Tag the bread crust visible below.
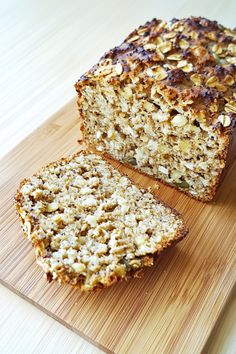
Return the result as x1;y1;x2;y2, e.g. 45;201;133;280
76;17;236;131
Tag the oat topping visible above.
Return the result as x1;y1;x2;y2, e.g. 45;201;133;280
77;17;236;127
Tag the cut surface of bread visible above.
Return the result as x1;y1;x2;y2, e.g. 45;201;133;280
75;17;236;201
15;152;187;291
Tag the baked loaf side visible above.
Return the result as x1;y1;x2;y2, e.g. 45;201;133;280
76;17;236;201
15;152;187;291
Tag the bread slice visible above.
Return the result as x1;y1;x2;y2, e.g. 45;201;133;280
15;152;187;291
75;17;236;202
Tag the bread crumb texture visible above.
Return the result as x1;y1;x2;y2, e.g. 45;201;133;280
76;17;236;201
15;152;187;291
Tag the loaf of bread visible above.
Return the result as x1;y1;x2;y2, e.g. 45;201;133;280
15;152;187;291
75;17;236;201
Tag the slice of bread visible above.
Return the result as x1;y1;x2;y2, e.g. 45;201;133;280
75;17;236;201
15;151;187;291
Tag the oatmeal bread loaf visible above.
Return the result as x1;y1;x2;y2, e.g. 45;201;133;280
75;17;236;201
15;152;187;291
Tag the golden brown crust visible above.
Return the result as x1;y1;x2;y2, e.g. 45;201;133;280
76;17;236;131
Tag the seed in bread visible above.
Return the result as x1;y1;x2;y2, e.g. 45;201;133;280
75;17;236;202
15;152;187;291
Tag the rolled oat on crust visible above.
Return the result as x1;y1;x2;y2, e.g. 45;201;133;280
75;17;236;201
15;152;187;291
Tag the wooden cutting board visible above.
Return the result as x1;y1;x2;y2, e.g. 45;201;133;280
0;98;235;354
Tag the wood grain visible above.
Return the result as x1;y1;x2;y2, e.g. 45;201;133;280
0;98;235;353
0;284;102;354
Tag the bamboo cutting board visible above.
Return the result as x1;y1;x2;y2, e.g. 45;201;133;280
0;98;235;354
